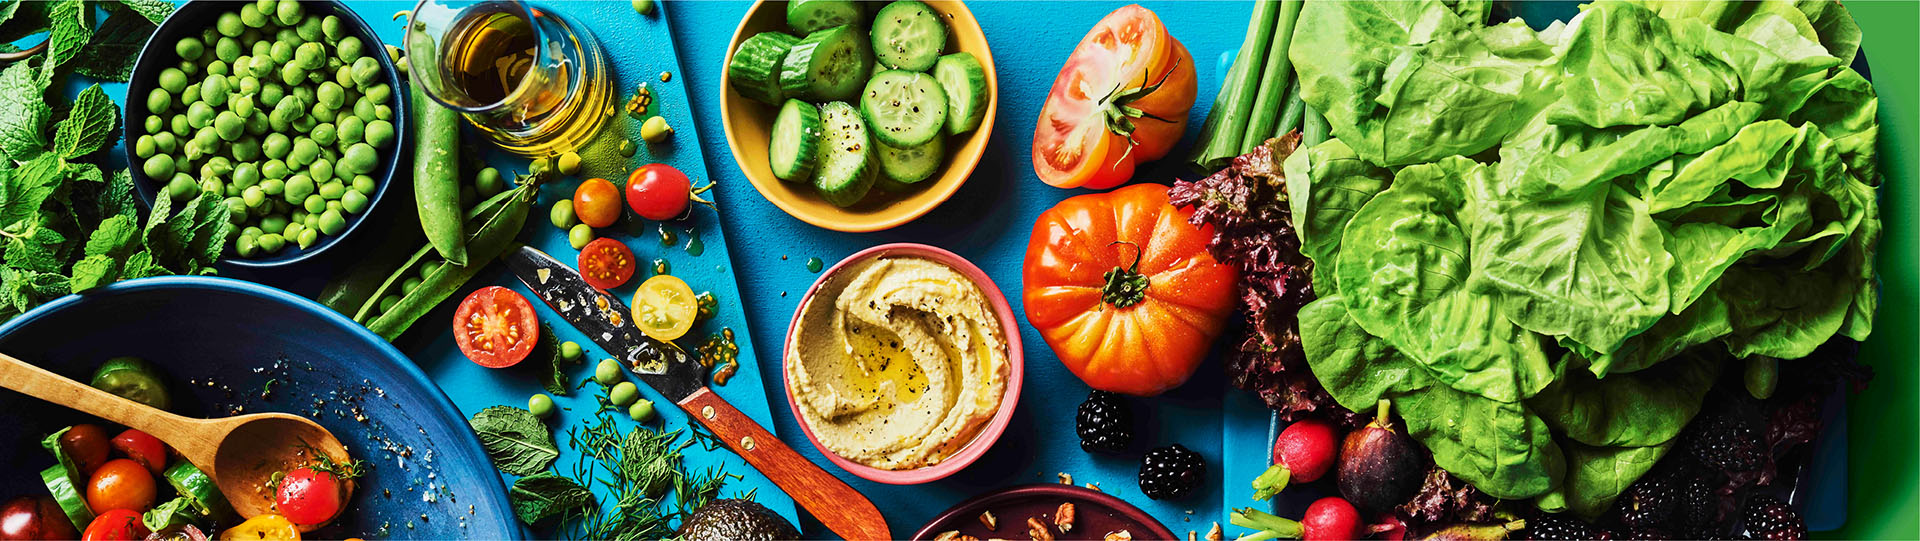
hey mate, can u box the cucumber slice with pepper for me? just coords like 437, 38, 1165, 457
164, 461, 234, 522
40, 465, 94, 530
812, 101, 875, 207
870, 1, 947, 71
779, 25, 873, 102
860, 70, 946, 147
933, 52, 987, 135
876, 134, 944, 185
769, 99, 823, 182
90, 356, 171, 411
786, 0, 863, 34
727, 32, 799, 105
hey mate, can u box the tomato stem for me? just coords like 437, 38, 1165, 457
1099, 54, 1185, 147
1100, 241, 1150, 308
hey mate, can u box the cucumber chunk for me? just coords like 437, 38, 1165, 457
933, 52, 988, 135
787, 0, 863, 35
877, 134, 944, 186
728, 32, 799, 105
779, 25, 874, 102
813, 101, 875, 207
859, 70, 947, 147
870, 1, 947, 72
769, 99, 823, 182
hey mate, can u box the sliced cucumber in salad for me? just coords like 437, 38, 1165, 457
870, 1, 948, 72
813, 101, 876, 207
769, 99, 823, 182
727, 32, 799, 105
933, 52, 988, 135
779, 25, 874, 102
787, 0, 863, 35
877, 132, 944, 186
860, 70, 947, 147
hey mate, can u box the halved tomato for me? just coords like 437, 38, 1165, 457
578, 238, 637, 290
109, 429, 167, 476
632, 275, 697, 341
1032, 5, 1197, 190
452, 286, 540, 368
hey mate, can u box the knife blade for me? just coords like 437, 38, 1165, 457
505, 246, 891, 540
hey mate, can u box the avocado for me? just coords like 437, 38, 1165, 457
677, 499, 800, 541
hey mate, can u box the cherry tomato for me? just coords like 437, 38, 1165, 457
1, 495, 77, 540
85, 459, 155, 515
625, 164, 694, 221
217, 514, 299, 541
110, 429, 167, 476
1032, 5, 1196, 189
632, 275, 697, 341
274, 468, 344, 527
80, 509, 145, 541
59, 424, 111, 476
572, 178, 623, 228
452, 286, 540, 368
578, 238, 636, 290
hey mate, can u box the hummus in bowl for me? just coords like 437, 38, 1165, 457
784, 244, 1021, 483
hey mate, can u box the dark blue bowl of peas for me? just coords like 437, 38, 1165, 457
124, 0, 409, 268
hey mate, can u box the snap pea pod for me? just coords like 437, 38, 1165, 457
351, 184, 523, 323
316, 192, 423, 314
411, 78, 466, 265
356, 183, 534, 340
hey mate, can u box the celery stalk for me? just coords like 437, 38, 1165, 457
1185, 0, 1283, 173
1241, 0, 1303, 153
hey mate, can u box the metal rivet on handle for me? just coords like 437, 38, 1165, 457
741, 436, 756, 451
701, 405, 715, 420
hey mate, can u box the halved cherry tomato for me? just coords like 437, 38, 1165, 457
626, 164, 707, 221
573, 178, 623, 228
1032, 5, 1196, 190
81, 508, 146, 541
274, 467, 344, 527
578, 238, 637, 290
632, 275, 697, 341
110, 429, 167, 476
217, 514, 300, 541
85, 459, 155, 515
452, 286, 540, 368
59, 424, 110, 476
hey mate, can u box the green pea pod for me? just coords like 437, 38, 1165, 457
316, 199, 424, 314
349, 186, 524, 323
362, 184, 535, 340
411, 78, 466, 265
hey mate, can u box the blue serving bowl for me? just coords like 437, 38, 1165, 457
0, 277, 515, 539
124, 0, 409, 269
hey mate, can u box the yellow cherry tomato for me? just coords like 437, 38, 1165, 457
632, 275, 697, 341
219, 514, 302, 540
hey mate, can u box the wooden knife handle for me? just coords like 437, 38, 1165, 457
678, 387, 892, 540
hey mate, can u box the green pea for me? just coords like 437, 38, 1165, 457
279, 63, 307, 86
394, 276, 422, 295
349, 174, 375, 195
158, 68, 188, 94
236, 235, 258, 257
206, 60, 230, 78
144, 115, 164, 134
204, 156, 235, 178
260, 178, 285, 197
274, 0, 303, 25
184, 102, 213, 129
215, 11, 244, 37
231, 94, 255, 119
568, 223, 594, 249
375, 104, 392, 120
303, 194, 327, 214
291, 138, 320, 166
337, 36, 363, 62
365, 120, 394, 148
318, 179, 345, 200
215, 36, 242, 63
316, 82, 345, 109
296, 16, 324, 42
257, 233, 286, 254
377, 294, 399, 313
595, 359, 622, 386
268, 40, 294, 64
318, 209, 346, 235
292, 113, 318, 132
240, 3, 268, 27
347, 56, 380, 87
617, 139, 636, 157
145, 89, 171, 114
260, 82, 285, 106
556, 152, 582, 176
296, 42, 325, 70
169, 115, 190, 137
241, 185, 266, 208
297, 228, 318, 249
244, 110, 270, 136
199, 177, 225, 197
224, 196, 248, 216
609, 382, 639, 407
628, 400, 656, 423
177, 60, 197, 76
228, 164, 258, 189
560, 341, 583, 361
166, 174, 197, 199
143, 154, 176, 180
337, 116, 365, 144
528, 394, 555, 419
475, 168, 504, 197
274, 28, 301, 46
260, 215, 289, 235
353, 96, 377, 120
341, 189, 369, 214
214, 111, 243, 140
201, 76, 230, 105
249, 38, 271, 58
313, 106, 337, 123
340, 142, 378, 175
321, 14, 344, 39
148, 133, 175, 156
550, 200, 578, 229
311, 160, 337, 184
284, 174, 315, 201
365, 83, 392, 104
134, 136, 156, 159
175, 37, 205, 60
303, 212, 320, 230
282, 220, 305, 241
631, 0, 656, 15
334, 65, 355, 89
262, 133, 290, 159
422, 260, 446, 278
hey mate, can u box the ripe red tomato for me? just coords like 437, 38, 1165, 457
59, 424, 110, 476
1032, 5, 1196, 190
85, 459, 155, 515
625, 164, 696, 221
274, 467, 345, 527
453, 286, 540, 368
79, 509, 145, 541
573, 178, 623, 228
578, 238, 636, 290
1, 495, 77, 540
109, 429, 167, 476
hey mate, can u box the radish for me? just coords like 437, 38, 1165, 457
1229, 497, 1364, 541
1255, 418, 1341, 499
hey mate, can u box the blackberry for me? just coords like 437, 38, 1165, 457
1687, 413, 1764, 472
1525, 513, 1606, 541
1616, 476, 1677, 528
1076, 390, 1134, 453
1624, 527, 1671, 540
1742, 495, 1806, 540
1676, 475, 1717, 530
1138, 444, 1206, 500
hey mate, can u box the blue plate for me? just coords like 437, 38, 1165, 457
0, 277, 515, 539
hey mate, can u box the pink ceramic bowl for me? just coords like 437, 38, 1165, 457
782, 243, 1023, 484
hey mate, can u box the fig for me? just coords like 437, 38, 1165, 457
1336, 400, 1429, 515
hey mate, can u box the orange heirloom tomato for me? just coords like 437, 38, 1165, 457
1022, 184, 1239, 396
1033, 5, 1198, 190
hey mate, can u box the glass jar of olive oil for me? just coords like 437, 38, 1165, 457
404, 0, 615, 156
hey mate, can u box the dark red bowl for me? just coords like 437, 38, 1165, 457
911, 484, 1178, 540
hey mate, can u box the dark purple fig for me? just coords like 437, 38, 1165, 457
1336, 399, 1429, 515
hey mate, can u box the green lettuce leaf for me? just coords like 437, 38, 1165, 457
1283, 138, 1390, 295
1527, 351, 1720, 447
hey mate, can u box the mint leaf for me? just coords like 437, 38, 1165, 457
73, 10, 158, 82
118, 250, 164, 280
535, 323, 568, 396
0, 266, 69, 312
0, 60, 50, 159
83, 214, 135, 257
99, 169, 137, 218
42, 0, 91, 74
3, 219, 66, 273
0, 154, 64, 226
179, 191, 232, 272
53, 84, 116, 159
508, 473, 593, 525
68, 253, 117, 292
114, 0, 173, 25
469, 406, 559, 476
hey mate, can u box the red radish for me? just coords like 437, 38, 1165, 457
1368, 513, 1409, 541
1302, 497, 1363, 541
1274, 418, 1339, 483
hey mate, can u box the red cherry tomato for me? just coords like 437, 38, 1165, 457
79, 509, 145, 541
85, 459, 155, 515
573, 178, 623, 228
452, 286, 540, 368
59, 424, 111, 476
109, 429, 167, 476
274, 467, 345, 527
1, 495, 78, 540
625, 164, 694, 221
577, 238, 636, 290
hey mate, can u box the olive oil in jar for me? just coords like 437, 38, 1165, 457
407, 1, 614, 156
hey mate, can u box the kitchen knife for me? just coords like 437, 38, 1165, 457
506, 246, 890, 540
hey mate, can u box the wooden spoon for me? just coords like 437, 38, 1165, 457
0, 352, 352, 531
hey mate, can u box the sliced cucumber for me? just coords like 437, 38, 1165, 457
933, 52, 988, 135
779, 25, 873, 102
876, 134, 944, 185
786, 0, 863, 35
164, 460, 234, 522
40, 465, 93, 531
870, 1, 947, 72
813, 102, 876, 207
860, 70, 947, 147
727, 32, 799, 105
769, 99, 823, 182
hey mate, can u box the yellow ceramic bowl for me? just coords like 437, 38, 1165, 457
720, 0, 998, 232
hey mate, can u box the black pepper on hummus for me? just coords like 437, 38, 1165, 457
786, 256, 1010, 470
